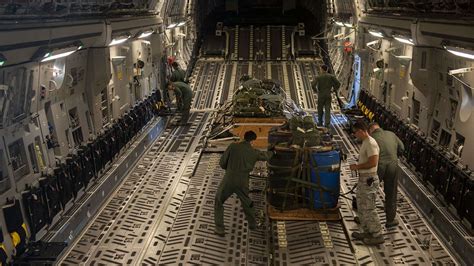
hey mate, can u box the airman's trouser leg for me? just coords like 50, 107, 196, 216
378, 161, 398, 223
214, 179, 233, 233
180, 106, 190, 125
317, 99, 324, 126
324, 98, 331, 127
317, 97, 331, 127
234, 184, 256, 228
356, 175, 382, 236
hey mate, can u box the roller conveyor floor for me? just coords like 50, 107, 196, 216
57, 56, 460, 265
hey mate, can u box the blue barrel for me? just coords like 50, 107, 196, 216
310, 150, 341, 209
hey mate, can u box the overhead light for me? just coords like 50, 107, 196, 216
333, 33, 344, 40
41, 43, 82, 62
176, 21, 186, 27
109, 36, 130, 46
444, 45, 474, 60
366, 40, 381, 51
448, 67, 474, 75
373, 67, 382, 73
393, 55, 412, 60
366, 40, 379, 46
344, 23, 353, 28
0, 54, 7, 66
368, 30, 384, 38
335, 21, 344, 27
167, 23, 177, 29
138, 30, 154, 39
394, 36, 414, 45
41, 50, 76, 62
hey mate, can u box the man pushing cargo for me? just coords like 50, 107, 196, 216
214, 131, 272, 236
310, 65, 341, 128
349, 120, 384, 245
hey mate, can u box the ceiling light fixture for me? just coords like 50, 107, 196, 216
444, 45, 474, 60
109, 36, 130, 46
176, 21, 186, 27
335, 21, 344, 27
394, 36, 414, 45
0, 54, 7, 66
41, 50, 76, 62
138, 30, 154, 39
40, 42, 83, 62
167, 23, 177, 29
366, 40, 379, 47
368, 30, 384, 38
448, 67, 474, 75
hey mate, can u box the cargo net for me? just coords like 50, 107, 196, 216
232, 76, 288, 117
266, 117, 342, 211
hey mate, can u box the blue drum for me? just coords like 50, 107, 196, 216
310, 150, 341, 209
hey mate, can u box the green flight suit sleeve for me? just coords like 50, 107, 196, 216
173, 87, 183, 109
256, 150, 273, 161
332, 75, 341, 92
220, 143, 233, 169
311, 78, 319, 93
174, 87, 182, 99
396, 135, 405, 156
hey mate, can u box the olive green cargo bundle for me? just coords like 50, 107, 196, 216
232, 77, 285, 117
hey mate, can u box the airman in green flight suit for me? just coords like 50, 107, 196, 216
311, 65, 341, 128
214, 131, 272, 236
170, 62, 186, 83
369, 122, 405, 227
167, 81, 192, 126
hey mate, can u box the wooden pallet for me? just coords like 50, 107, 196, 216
230, 117, 286, 149
267, 205, 341, 221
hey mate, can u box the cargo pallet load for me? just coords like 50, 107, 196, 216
206, 76, 302, 151
266, 119, 342, 221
